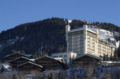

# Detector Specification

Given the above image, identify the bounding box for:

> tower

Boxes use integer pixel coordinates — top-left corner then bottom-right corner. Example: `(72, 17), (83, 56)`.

(66, 24), (71, 63)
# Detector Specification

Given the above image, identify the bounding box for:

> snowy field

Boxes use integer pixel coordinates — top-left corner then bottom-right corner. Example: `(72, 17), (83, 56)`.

(0, 66), (120, 79)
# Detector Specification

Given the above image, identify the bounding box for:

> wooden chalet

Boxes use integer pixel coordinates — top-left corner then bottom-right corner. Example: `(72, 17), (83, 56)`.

(8, 56), (32, 68)
(3, 53), (26, 62)
(35, 56), (67, 70)
(72, 54), (102, 68)
(17, 61), (43, 71)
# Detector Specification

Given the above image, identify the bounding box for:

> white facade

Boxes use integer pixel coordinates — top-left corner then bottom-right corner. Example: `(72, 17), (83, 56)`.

(51, 52), (77, 63)
(66, 24), (116, 59)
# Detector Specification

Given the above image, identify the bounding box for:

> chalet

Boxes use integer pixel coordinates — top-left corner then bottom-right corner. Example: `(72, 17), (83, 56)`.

(17, 61), (43, 71)
(3, 52), (26, 62)
(8, 56), (32, 68)
(72, 54), (102, 68)
(35, 56), (67, 70)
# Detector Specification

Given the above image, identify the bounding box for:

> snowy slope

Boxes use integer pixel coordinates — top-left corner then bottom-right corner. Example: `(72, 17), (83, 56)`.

(88, 26), (120, 48)
(98, 29), (115, 41)
(98, 29), (120, 48)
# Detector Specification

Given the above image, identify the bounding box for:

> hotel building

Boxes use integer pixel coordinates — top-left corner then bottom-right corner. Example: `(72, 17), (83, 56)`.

(52, 24), (116, 63)
(66, 24), (115, 62)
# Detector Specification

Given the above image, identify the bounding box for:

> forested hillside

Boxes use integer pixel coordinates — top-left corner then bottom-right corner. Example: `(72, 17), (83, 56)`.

(0, 18), (120, 59)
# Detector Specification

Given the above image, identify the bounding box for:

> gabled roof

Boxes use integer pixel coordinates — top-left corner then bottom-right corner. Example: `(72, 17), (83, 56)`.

(8, 56), (31, 63)
(35, 56), (65, 64)
(73, 54), (102, 62)
(35, 56), (67, 69)
(4, 53), (32, 61)
(18, 61), (43, 68)
(35, 55), (52, 60)
(4, 53), (24, 58)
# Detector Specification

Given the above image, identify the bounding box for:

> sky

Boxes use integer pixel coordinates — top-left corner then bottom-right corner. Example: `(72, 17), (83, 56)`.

(0, 0), (120, 32)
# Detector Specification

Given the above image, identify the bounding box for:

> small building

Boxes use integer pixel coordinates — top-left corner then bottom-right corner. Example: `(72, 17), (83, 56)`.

(8, 56), (32, 68)
(17, 61), (43, 71)
(51, 52), (77, 63)
(35, 56), (67, 70)
(72, 54), (102, 68)
(51, 52), (67, 63)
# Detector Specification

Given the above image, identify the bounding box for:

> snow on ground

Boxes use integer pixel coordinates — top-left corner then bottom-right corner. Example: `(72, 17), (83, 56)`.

(88, 26), (120, 48)
(7, 36), (25, 45)
(98, 29), (115, 41)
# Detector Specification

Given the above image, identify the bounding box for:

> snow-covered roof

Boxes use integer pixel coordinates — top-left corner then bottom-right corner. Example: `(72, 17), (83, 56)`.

(35, 55), (58, 61)
(29, 59), (35, 61)
(69, 27), (83, 33)
(87, 25), (97, 34)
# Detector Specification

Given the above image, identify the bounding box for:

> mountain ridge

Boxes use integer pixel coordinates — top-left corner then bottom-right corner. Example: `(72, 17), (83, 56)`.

(0, 17), (120, 59)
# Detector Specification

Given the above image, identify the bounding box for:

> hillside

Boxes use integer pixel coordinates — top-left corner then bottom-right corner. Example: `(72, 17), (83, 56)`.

(0, 17), (120, 59)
